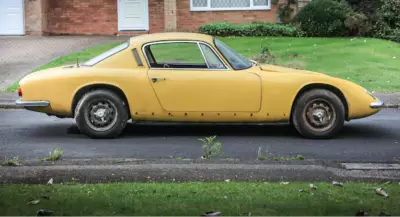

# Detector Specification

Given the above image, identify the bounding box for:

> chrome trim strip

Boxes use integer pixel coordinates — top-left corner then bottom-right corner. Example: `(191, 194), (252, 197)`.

(15, 99), (50, 107)
(370, 100), (384, 109)
(142, 40), (230, 70)
(197, 42), (210, 68)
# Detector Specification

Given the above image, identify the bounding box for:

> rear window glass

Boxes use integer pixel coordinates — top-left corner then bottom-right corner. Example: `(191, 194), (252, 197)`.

(82, 42), (129, 66)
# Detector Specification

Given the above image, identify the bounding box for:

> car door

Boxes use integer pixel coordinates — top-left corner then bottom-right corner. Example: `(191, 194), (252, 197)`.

(144, 41), (261, 112)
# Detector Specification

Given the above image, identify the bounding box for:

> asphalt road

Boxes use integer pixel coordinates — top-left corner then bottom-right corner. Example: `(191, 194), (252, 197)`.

(0, 109), (399, 163)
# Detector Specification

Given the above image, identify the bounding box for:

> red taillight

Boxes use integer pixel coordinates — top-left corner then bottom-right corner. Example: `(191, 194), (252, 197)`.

(18, 87), (22, 97)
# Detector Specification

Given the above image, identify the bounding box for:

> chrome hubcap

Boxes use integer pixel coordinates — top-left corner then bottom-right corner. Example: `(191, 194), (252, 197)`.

(304, 100), (336, 132)
(85, 100), (118, 131)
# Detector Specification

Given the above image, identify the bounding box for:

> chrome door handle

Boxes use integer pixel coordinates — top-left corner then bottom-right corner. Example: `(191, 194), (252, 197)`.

(151, 77), (166, 83)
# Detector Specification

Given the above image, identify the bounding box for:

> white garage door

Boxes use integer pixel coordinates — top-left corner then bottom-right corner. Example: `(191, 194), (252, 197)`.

(0, 0), (24, 35)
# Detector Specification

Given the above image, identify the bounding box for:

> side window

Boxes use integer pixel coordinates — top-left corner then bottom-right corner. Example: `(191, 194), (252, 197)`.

(199, 44), (226, 69)
(148, 42), (207, 69)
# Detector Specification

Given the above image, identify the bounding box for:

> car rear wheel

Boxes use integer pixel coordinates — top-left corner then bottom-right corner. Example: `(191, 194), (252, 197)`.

(74, 89), (129, 139)
(292, 89), (345, 139)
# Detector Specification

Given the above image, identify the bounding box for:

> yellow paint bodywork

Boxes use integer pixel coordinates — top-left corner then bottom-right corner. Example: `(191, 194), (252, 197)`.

(19, 32), (381, 122)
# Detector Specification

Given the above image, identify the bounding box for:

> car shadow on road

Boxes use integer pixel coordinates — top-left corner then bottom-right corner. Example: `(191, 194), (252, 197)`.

(89, 122), (396, 139)
(119, 123), (299, 138)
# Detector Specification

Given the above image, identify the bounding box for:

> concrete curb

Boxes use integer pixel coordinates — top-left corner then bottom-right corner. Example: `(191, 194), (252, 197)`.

(342, 163), (400, 170)
(1, 163), (400, 184)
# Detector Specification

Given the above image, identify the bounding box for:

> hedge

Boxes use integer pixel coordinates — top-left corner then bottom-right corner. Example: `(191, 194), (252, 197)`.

(198, 22), (300, 37)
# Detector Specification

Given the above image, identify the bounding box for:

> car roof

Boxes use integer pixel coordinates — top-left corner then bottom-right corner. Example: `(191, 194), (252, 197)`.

(129, 32), (215, 45)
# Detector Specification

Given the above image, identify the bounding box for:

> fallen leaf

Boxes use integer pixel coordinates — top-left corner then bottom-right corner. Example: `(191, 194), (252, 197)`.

(376, 188), (389, 197)
(202, 211), (221, 216)
(356, 210), (369, 216)
(332, 181), (344, 187)
(27, 199), (40, 205)
(40, 196), (50, 200)
(37, 209), (53, 216)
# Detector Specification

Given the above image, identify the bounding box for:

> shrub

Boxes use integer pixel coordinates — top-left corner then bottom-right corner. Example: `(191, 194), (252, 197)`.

(373, 24), (400, 42)
(198, 22), (299, 37)
(378, 0), (400, 29)
(295, 0), (353, 36)
(341, 0), (382, 19)
(372, 0), (400, 42)
(344, 11), (370, 36)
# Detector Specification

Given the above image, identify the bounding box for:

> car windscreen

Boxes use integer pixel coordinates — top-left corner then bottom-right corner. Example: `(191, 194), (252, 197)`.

(214, 39), (252, 70)
(82, 42), (129, 66)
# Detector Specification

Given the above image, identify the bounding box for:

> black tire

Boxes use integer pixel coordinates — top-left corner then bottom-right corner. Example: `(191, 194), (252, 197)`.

(292, 89), (345, 139)
(74, 89), (129, 139)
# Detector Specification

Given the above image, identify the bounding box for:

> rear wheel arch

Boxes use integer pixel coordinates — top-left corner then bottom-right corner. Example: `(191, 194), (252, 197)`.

(71, 84), (131, 118)
(290, 83), (349, 122)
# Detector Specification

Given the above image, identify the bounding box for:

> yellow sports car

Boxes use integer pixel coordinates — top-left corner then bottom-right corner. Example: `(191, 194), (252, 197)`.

(16, 33), (384, 139)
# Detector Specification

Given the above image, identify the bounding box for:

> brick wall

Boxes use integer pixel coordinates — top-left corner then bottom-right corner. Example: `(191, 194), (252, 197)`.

(47, 0), (118, 35)
(46, 0), (163, 35)
(41, 0), (287, 35)
(149, 0), (164, 33)
(176, 0), (279, 32)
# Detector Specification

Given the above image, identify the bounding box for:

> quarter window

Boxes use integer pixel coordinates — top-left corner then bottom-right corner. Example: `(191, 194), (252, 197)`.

(82, 42), (129, 66)
(199, 44), (226, 69)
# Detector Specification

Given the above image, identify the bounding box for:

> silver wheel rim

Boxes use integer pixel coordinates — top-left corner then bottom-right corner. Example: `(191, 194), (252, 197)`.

(302, 98), (336, 132)
(84, 100), (118, 132)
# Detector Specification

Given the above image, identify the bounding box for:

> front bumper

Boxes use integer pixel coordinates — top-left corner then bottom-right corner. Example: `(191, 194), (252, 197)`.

(15, 99), (50, 107)
(370, 99), (385, 109)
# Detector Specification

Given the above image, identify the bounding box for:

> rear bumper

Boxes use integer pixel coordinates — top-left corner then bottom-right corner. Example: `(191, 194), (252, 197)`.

(370, 99), (384, 109)
(15, 99), (50, 107)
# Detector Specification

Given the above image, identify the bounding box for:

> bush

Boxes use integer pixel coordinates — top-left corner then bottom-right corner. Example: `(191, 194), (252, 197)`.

(198, 22), (299, 37)
(378, 0), (400, 29)
(373, 23), (400, 42)
(372, 0), (400, 42)
(341, 0), (382, 19)
(344, 11), (370, 36)
(295, 0), (353, 36)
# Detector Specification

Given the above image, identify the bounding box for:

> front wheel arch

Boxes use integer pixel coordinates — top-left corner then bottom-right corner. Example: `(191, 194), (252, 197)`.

(290, 83), (349, 123)
(71, 84), (131, 118)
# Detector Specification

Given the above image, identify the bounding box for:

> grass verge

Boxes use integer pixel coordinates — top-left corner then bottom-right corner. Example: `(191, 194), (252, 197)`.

(7, 37), (400, 92)
(0, 182), (399, 215)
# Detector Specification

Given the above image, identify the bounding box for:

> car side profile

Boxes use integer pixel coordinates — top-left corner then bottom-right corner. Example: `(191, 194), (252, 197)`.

(16, 32), (384, 139)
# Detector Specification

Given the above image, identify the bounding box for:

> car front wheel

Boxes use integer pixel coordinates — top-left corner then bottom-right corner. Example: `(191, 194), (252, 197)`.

(292, 89), (345, 139)
(74, 89), (129, 139)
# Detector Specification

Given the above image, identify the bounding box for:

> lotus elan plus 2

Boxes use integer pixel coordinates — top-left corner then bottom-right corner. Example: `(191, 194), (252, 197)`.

(16, 33), (384, 139)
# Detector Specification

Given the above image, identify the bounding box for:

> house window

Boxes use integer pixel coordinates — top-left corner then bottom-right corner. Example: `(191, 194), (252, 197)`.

(190, 0), (270, 11)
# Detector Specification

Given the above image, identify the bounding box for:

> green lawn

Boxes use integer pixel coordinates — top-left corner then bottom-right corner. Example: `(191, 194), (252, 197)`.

(7, 37), (400, 92)
(0, 182), (398, 216)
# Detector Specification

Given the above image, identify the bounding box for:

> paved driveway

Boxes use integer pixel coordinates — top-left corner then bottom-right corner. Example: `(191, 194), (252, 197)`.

(0, 36), (129, 90)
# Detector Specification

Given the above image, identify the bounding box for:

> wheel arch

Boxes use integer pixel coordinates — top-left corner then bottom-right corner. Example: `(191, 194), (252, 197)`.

(290, 83), (349, 122)
(71, 83), (131, 118)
